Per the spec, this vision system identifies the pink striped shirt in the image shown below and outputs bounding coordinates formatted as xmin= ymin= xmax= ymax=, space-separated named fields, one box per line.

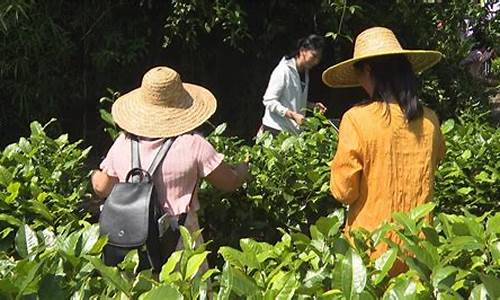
xmin=100 ymin=133 xmax=224 ymax=216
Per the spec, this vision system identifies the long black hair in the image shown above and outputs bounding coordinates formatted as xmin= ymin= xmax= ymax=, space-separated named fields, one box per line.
xmin=354 ymin=54 xmax=423 ymax=122
xmin=286 ymin=34 xmax=325 ymax=59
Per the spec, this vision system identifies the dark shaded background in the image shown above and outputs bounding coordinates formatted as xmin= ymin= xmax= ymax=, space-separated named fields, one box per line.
xmin=1 ymin=0 xmax=496 ymax=163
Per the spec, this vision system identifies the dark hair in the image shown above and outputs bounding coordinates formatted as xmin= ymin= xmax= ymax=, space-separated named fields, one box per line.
xmin=286 ymin=34 xmax=325 ymax=59
xmin=354 ymin=54 xmax=422 ymax=122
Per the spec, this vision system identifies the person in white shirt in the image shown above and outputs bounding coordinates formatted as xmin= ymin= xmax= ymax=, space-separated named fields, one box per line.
xmin=261 ymin=34 xmax=327 ymax=135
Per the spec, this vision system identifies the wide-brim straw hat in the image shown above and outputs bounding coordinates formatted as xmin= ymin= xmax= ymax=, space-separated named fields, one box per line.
xmin=322 ymin=27 xmax=442 ymax=88
xmin=111 ymin=66 xmax=217 ymax=138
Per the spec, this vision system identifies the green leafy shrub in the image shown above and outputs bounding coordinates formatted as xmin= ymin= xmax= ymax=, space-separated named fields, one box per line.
xmin=0 ymin=115 xmax=498 ymax=298
xmin=199 ymin=114 xmax=341 ymax=261
xmin=490 ymin=57 xmax=500 ymax=79
xmin=2 ymin=204 xmax=498 ymax=299
xmin=0 ymin=120 xmax=91 ymax=254
xmin=200 ymin=112 xmax=499 ymax=266
xmin=216 ymin=204 xmax=500 ymax=299
xmin=435 ymin=116 xmax=499 ymax=215
xmin=0 ymin=222 xmax=215 ymax=299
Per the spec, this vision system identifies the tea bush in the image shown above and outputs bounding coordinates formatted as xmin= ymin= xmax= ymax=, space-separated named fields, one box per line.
xmin=199 ymin=114 xmax=341 ymax=260
xmin=435 ymin=115 xmax=499 ymax=215
xmin=0 ymin=114 xmax=498 ymax=298
xmin=216 ymin=204 xmax=500 ymax=299
xmin=199 ymin=113 xmax=499 ymax=265
xmin=1 ymin=205 xmax=498 ymax=299
xmin=0 ymin=120 xmax=91 ymax=254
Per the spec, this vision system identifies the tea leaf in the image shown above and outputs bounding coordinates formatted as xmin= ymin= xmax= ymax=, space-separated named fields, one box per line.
xmin=185 ymin=251 xmax=209 ymax=281
xmin=138 ymin=284 xmax=183 ymax=300
xmin=333 ymin=249 xmax=366 ymax=299
xmin=373 ymin=248 xmax=397 ymax=285
xmin=160 ymin=251 xmax=183 ymax=281
xmin=15 ymin=224 xmax=38 ymax=259
xmin=86 ymin=256 xmax=132 ymax=297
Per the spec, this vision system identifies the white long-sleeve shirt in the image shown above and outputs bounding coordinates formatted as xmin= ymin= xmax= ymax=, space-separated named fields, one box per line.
xmin=261 ymin=57 xmax=309 ymax=133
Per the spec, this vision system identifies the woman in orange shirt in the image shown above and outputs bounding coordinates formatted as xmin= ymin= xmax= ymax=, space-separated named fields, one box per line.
xmin=322 ymin=27 xmax=446 ymax=269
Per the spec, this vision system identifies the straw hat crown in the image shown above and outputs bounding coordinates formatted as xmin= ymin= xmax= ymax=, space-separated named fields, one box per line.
xmin=322 ymin=27 xmax=442 ymax=88
xmin=112 ymin=66 xmax=217 ymax=138
xmin=140 ymin=67 xmax=190 ymax=108
xmin=353 ymin=27 xmax=405 ymax=58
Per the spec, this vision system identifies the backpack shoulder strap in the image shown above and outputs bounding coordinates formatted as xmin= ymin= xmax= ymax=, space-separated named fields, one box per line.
xmin=147 ymin=137 xmax=177 ymax=176
xmin=131 ymin=136 xmax=141 ymax=168
xmin=130 ymin=136 xmax=141 ymax=183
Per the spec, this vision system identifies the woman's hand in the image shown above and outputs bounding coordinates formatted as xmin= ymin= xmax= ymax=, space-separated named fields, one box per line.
xmin=308 ymin=102 xmax=327 ymax=114
xmin=285 ymin=110 xmax=305 ymax=125
xmin=233 ymin=162 xmax=251 ymax=182
xmin=206 ymin=161 xmax=251 ymax=192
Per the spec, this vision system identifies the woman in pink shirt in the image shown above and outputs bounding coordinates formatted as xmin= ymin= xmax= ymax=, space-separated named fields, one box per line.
xmin=91 ymin=66 xmax=249 ymax=265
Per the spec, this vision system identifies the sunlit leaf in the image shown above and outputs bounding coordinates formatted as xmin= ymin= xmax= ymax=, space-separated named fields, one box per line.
xmin=138 ymin=284 xmax=183 ymax=300
xmin=0 ymin=213 xmax=23 ymax=227
xmin=333 ymin=248 xmax=366 ymax=299
xmin=220 ymin=264 xmax=260 ymax=297
xmin=372 ymin=248 xmax=397 ymax=285
xmin=479 ymin=273 xmax=500 ymax=299
xmin=486 ymin=213 xmax=500 ymax=235
xmin=179 ymin=226 xmax=193 ymax=250
xmin=160 ymin=250 xmax=183 ymax=281
xmin=212 ymin=123 xmax=227 ymax=136
xmin=5 ymin=182 xmax=20 ymax=204
xmin=441 ymin=119 xmax=455 ymax=134
xmin=15 ymin=224 xmax=39 ymax=259
xmin=185 ymin=251 xmax=209 ymax=280
xmin=382 ymin=278 xmax=417 ymax=300
xmin=409 ymin=203 xmax=436 ymax=221
xmin=469 ymin=284 xmax=489 ymax=300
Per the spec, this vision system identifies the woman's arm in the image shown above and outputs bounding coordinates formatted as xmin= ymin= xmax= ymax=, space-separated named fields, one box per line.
xmin=263 ymin=65 xmax=289 ymax=116
xmin=205 ymin=161 xmax=250 ymax=192
xmin=91 ymin=170 xmax=119 ymax=199
xmin=330 ymin=113 xmax=363 ymax=205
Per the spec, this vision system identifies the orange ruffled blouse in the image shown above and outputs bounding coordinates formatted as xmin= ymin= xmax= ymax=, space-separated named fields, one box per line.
xmin=330 ymin=101 xmax=445 ymax=255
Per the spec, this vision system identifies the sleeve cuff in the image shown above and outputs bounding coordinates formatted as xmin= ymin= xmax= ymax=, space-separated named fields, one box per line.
xmin=276 ymin=106 xmax=288 ymax=117
xmin=200 ymin=153 xmax=225 ymax=177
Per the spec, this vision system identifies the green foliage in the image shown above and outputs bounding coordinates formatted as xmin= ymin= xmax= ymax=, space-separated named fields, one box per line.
xmin=0 ymin=112 xmax=498 ymax=298
xmin=323 ymin=0 xmax=361 ymax=42
xmin=0 ymin=0 xmax=150 ymax=145
xmin=156 ymin=227 xmax=217 ymax=299
xmin=0 ymin=222 xmax=215 ymax=299
xmin=435 ymin=115 xmax=499 ymax=215
xmin=2 ymin=0 xmax=498 ymax=146
xmin=0 ymin=223 xmax=115 ymax=298
xmin=490 ymin=58 xmax=500 ymax=79
xmin=216 ymin=206 xmax=500 ymax=299
xmin=99 ymin=89 xmax=121 ymax=140
xmin=0 ymin=119 xmax=91 ymax=254
xmin=199 ymin=114 xmax=341 ymax=262
xmin=198 ymin=113 xmax=498 ymax=266
xmin=1 ymin=205 xmax=499 ymax=298
xmin=163 ymin=0 xmax=250 ymax=50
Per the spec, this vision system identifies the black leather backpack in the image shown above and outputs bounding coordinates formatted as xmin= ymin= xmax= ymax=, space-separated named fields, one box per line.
xmin=99 ymin=136 xmax=186 ymax=272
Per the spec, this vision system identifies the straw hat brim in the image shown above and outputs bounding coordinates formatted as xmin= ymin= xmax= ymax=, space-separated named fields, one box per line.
xmin=111 ymin=83 xmax=217 ymax=138
xmin=322 ymin=50 xmax=442 ymax=88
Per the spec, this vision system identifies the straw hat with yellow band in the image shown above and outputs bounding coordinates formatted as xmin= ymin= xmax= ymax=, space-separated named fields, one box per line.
xmin=111 ymin=66 xmax=217 ymax=138
xmin=322 ymin=27 xmax=443 ymax=88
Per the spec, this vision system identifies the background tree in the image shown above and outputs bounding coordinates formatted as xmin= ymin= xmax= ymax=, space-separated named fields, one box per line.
xmin=0 ymin=0 xmax=498 ymax=156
